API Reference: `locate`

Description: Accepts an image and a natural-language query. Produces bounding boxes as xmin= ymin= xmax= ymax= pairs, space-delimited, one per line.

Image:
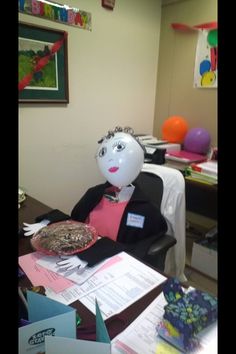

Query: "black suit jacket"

xmin=36 ymin=180 xmax=167 ymax=260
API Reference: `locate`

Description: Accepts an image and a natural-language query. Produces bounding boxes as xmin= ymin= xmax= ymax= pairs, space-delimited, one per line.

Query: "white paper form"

xmin=196 ymin=324 xmax=217 ymax=353
xmin=43 ymin=254 xmax=124 ymax=305
xmin=40 ymin=253 xmax=166 ymax=310
xmin=111 ymin=291 xmax=217 ymax=354
xmin=37 ymin=254 xmax=117 ymax=285
xmin=111 ymin=292 xmax=167 ymax=354
xmin=78 ymin=252 xmax=167 ymax=319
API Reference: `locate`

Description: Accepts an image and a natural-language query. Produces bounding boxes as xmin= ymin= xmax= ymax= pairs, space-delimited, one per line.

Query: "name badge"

xmin=126 ymin=213 xmax=145 ymax=228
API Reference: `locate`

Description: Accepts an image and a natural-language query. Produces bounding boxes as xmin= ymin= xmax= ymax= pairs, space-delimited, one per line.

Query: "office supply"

xmin=185 ymin=167 xmax=217 ymax=185
xmin=19 ymin=291 xmax=76 ymax=354
xmin=165 ymin=159 xmax=191 ymax=171
xmin=145 ymin=144 xmax=181 ymax=165
xmin=155 ymin=143 xmax=181 ymax=152
xmin=165 ymin=150 xmax=207 ymax=164
xmin=191 ymin=160 xmax=217 ymax=177
xmin=145 ymin=146 xmax=166 ymax=164
xmin=38 ymin=251 xmax=166 ymax=310
xmin=45 ymin=299 xmax=111 ymax=354
xmin=37 ymin=252 xmax=108 ymax=285
xmin=137 ymin=135 xmax=180 ymax=164
xmin=185 ymin=175 xmax=216 ymax=186
xmin=37 ymin=253 xmax=115 ymax=285
xmin=36 ymin=254 xmax=124 ymax=305
xmin=111 ymin=290 xmax=167 ymax=353
xmin=75 ymin=252 xmax=167 ymax=319
xmin=46 ymin=336 xmax=110 ymax=354
xmin=136 ymin=134 xmax=168 ymax=145
xmin=19 ymin=252 xmax=74 ymax=293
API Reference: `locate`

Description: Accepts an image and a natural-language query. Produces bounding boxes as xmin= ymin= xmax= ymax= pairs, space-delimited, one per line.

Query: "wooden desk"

xmin=166 ymin=163 xmax=217 ymax=220
xmin=185 ymin=178 xmax=217 ymax=220
xmin=152 ymin=160 xmax=217 ymax=220
xmin=18 ymin=195 xmax=165 ymax=340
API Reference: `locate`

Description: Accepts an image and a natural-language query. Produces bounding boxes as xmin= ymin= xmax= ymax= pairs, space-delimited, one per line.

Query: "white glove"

xmin=23 ymin=219 xmax=50 ymax=237
xmin=56 ymin=255 xmax=88 ymax=273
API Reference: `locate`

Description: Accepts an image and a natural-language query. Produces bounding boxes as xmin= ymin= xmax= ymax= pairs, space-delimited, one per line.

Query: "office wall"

xmin=19 ymin=0 xmax=162 ymax=213
xmin=153 ymin=0 xmax=217 ymax=146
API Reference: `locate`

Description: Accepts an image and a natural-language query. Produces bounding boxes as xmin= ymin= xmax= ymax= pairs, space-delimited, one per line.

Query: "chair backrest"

xmin=141 ymin=163 xmax=187 ymax=282
xmin=134 ymin=171 xmax=164 ymax=210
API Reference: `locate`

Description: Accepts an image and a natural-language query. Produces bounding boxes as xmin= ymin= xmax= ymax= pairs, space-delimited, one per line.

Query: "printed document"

xmin=78 ymin=252 xmax=166 ymax=319
xmin=45 ymin=252 xmax=166 ymax=317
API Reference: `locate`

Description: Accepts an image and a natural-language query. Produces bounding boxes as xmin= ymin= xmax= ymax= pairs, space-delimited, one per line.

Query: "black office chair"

xmin=133 ymin=171 xmax=176 ymax=271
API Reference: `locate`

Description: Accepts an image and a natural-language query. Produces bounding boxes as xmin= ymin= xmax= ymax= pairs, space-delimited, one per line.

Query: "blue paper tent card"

xmin=45 ymin=299 xmax=111 ymax=354
xmin=19 ymin=291 xmax=76 ymax=354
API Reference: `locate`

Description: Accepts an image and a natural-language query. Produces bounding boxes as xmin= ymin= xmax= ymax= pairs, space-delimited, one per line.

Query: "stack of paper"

xmin=19 ymin=251 xmax=167 ymax=316
xmin=165 ymin=150 xmax=207 ymax=164
xmin=155 ymin=143 xmax=181 ymax=152
xmin=191 ymin=160 xmax=217 ymax=178
xmin=136 ymin=135 xmax=168 ymax=145
xmin=185 ymin=166 xmax=217 ymax=185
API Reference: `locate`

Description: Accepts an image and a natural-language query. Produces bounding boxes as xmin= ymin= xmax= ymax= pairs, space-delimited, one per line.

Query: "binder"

xmin=165 ymin=150 xmax=207 ymax=164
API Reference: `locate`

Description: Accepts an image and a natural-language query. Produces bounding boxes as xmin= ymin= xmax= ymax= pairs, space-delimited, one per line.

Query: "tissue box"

xmin=191 ymin=239 xmax=217 ymax=279
xmin=157 ymin=278 xmax=218 ymax=352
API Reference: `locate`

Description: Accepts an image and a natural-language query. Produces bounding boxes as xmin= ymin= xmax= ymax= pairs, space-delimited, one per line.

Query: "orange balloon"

xmin=162 ymin=116 xmax=188 ymax=143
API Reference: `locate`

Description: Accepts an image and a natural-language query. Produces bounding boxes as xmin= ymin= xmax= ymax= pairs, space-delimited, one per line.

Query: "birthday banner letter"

xmin=18 ymin=0 xmax=92 ymax=31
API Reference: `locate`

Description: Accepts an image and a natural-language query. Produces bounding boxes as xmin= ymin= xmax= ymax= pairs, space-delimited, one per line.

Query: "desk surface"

xmin=185 ymin=178 xmax=217 ymax=220
xmin=18 ymin=195 xmax=165 ymax=340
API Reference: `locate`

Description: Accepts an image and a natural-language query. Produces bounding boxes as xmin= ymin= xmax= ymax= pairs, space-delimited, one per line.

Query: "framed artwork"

xmin=19 ymin=22 xmax=69 ymax=103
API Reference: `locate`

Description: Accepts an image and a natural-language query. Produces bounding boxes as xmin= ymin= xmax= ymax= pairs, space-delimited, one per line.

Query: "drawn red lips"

xmin=108 ymin=167 xmax=119 ymax=173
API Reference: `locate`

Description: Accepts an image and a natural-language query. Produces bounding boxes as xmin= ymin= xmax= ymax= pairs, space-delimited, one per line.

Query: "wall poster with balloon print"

xmin=193 ymin=29 xmax=217 ymax=88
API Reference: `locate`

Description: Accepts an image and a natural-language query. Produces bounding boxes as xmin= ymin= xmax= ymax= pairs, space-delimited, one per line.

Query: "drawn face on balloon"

xmin=96 ymin=132 xmax=144 ymax=188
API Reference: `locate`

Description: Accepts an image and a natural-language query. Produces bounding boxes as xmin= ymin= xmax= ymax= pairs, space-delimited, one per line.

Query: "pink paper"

xmin=19 ymin=252 xmax=74 ymax=293
xmin=97 ymin=254 xmax=123 ymax=272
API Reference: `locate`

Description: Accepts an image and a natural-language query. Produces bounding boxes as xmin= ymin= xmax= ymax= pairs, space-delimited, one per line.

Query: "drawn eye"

xmin=113 ymin=141 xmax=125 ymax=152
xmin=98 ymin=147 xmax=107 ymax=157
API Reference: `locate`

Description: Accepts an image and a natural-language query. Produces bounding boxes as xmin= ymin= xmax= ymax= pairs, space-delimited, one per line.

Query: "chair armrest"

xmin=147 ymin=234 xmax=176 ymax=256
